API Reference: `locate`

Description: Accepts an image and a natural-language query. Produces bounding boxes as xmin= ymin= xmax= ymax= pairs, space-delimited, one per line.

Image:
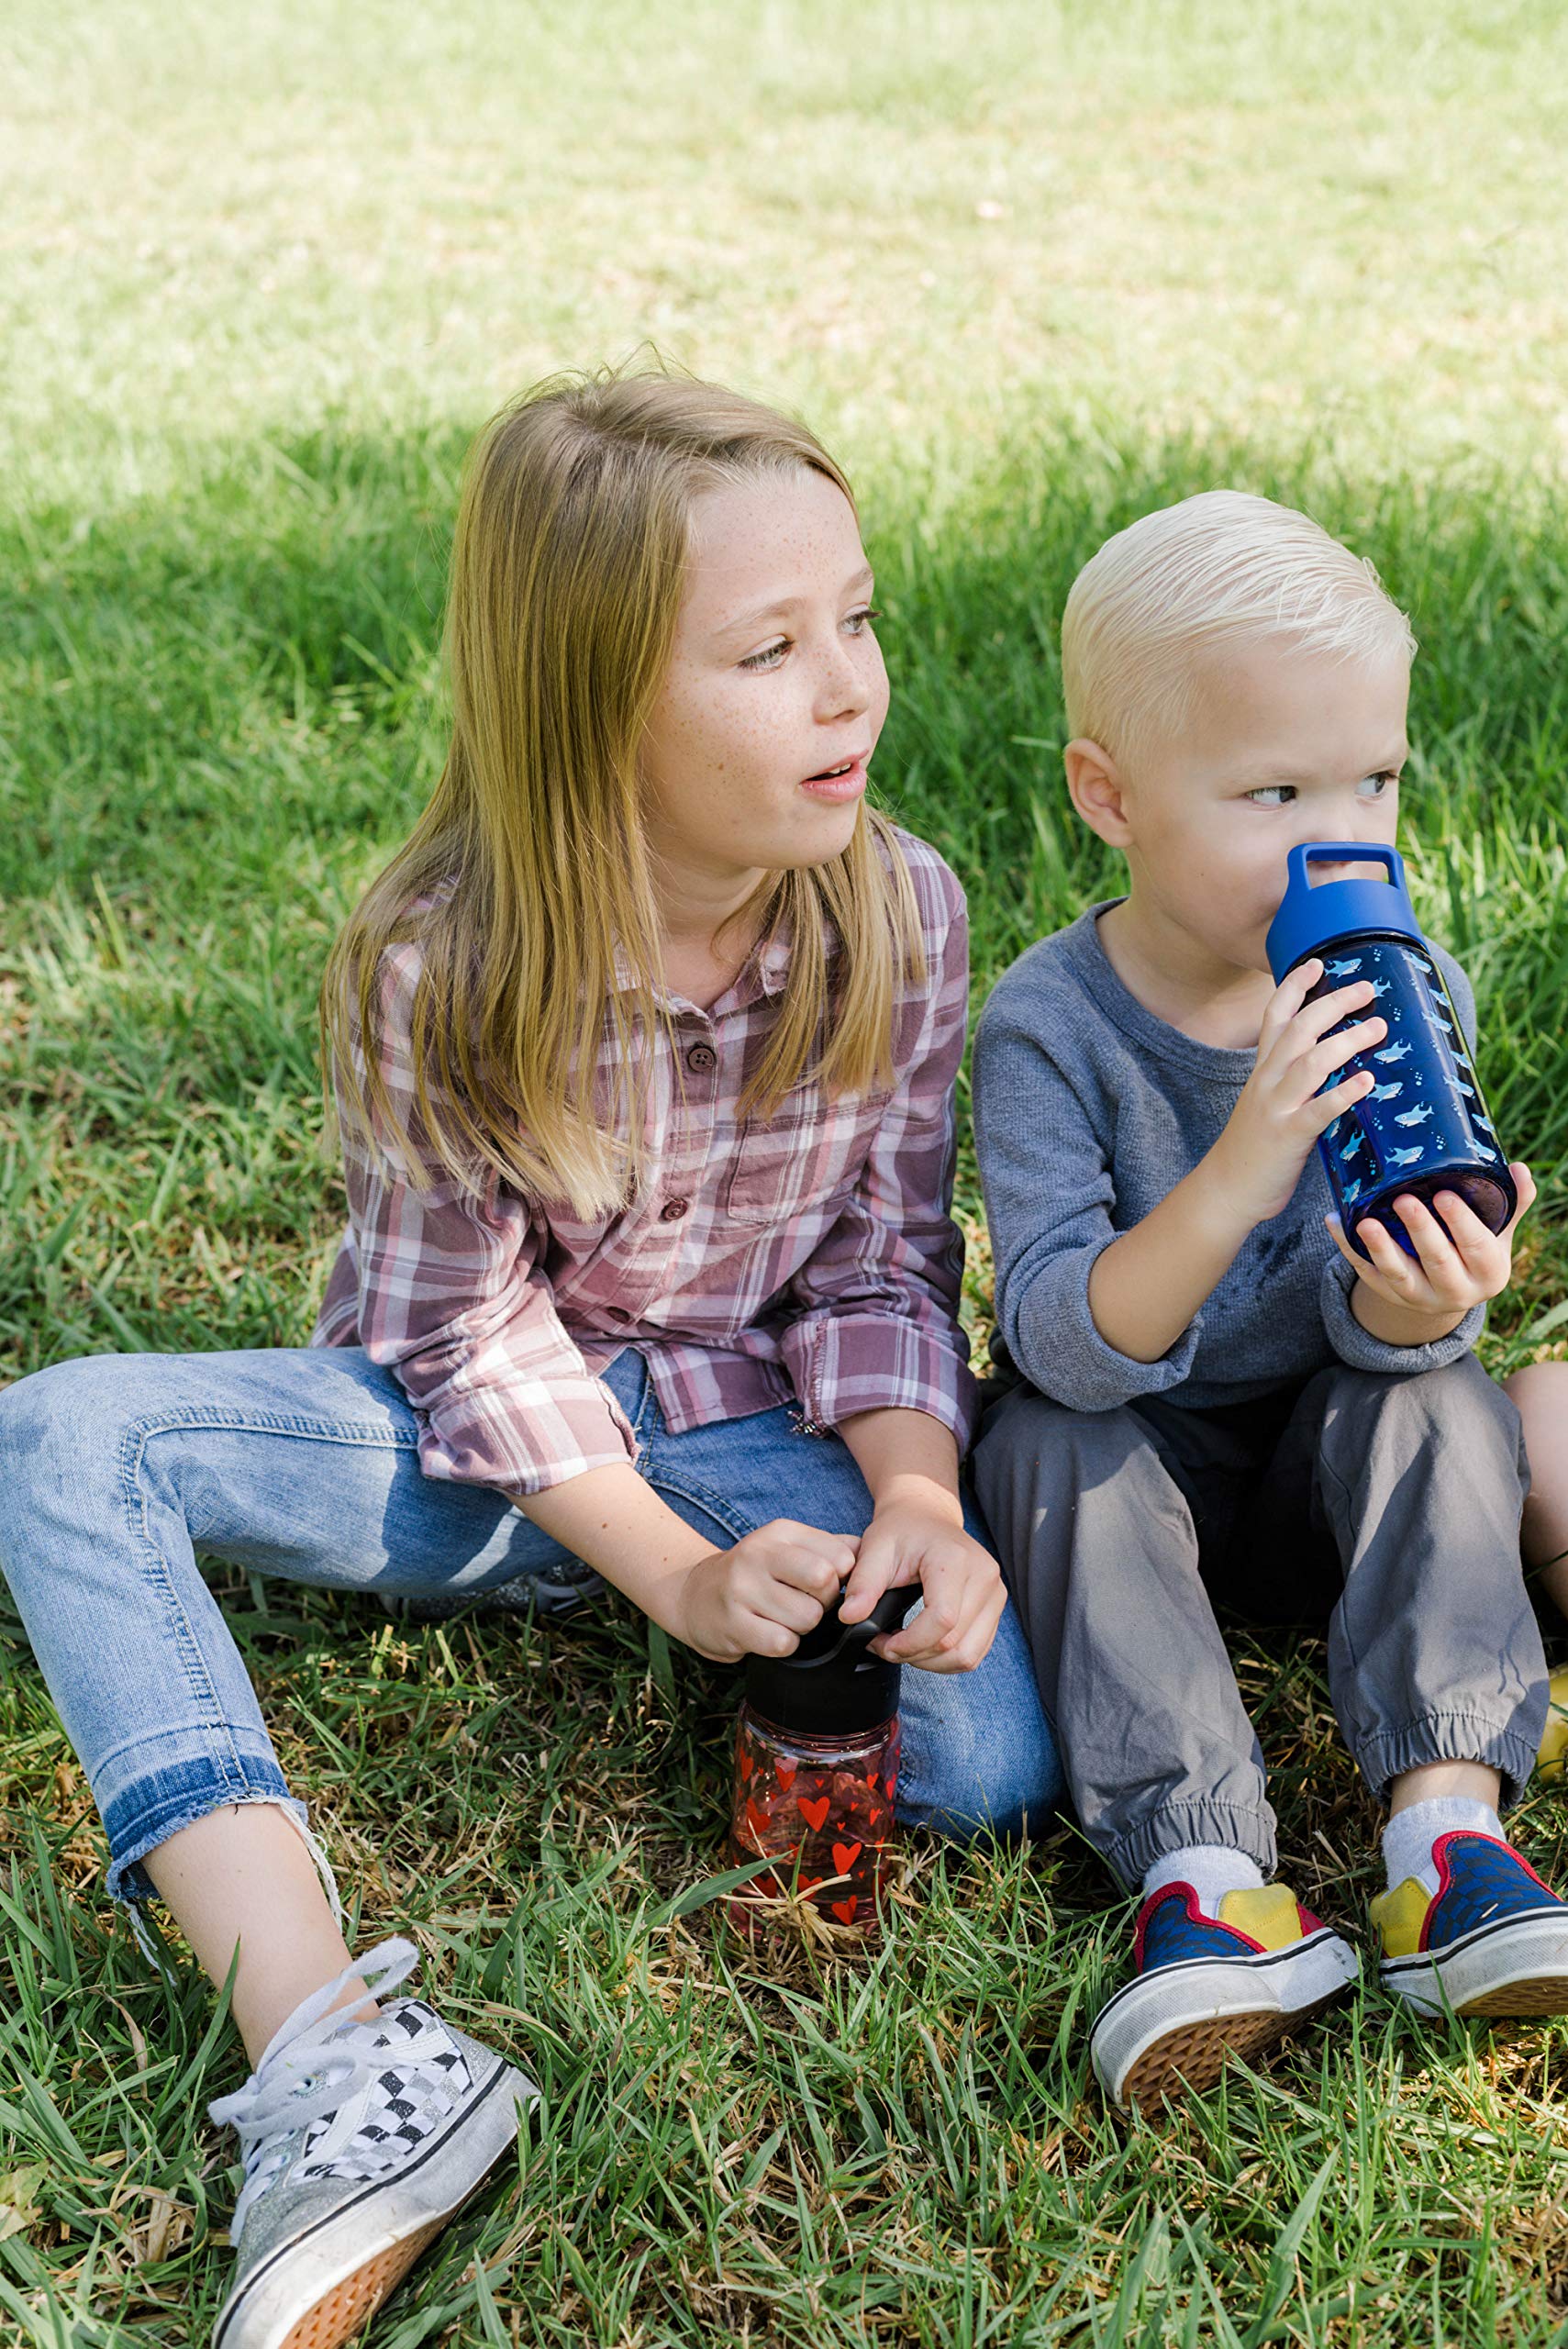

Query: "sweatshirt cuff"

xmin=1319 ymin=1252 xmax=1485 ymax=1376
xmin=783 ymin=1310 xmax=980 ymax=1455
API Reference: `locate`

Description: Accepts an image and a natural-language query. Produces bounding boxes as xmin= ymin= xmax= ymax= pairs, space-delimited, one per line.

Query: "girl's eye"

xmin=739 ymin=639 xmax=789 ymax=673
xmin=844 ymin=605 xmax=882 ymax=634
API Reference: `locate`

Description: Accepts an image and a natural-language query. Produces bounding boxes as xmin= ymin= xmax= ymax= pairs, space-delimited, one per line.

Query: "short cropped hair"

xmin=1061 ymin=490 xmax=1417 ymax=763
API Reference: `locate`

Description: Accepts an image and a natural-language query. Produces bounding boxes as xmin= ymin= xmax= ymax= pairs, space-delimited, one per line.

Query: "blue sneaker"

xmin=1374 ymin=1831 xmax=1568 ymax=2019
xmin=1091 ymin=1882 xmax=1360 ymax=2110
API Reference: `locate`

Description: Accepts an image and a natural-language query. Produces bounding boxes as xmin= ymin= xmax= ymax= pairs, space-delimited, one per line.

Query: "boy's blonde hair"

xmin=1062 ymin=490 xmax=1417 ymax=764
xmin=320 ymin=361 xmax=924 ymax=1220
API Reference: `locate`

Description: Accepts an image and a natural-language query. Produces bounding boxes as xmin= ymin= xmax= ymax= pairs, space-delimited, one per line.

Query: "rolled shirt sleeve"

xmin=331 ymin=941 xmax=636 ymax=1494
xmin=780 ymin=869 xmax=980 ymax=1452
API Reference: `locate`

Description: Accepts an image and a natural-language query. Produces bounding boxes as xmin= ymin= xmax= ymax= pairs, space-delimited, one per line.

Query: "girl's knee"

xmin=0 ymin=1353 xmax=146 ymax=1481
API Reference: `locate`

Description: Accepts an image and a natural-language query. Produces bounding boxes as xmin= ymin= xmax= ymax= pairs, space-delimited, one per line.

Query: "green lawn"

xmin=4 ymin=3 xmax=1568 ymax=2341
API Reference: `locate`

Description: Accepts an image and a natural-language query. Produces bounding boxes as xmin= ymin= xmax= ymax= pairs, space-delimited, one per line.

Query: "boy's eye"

xmin=1244 ymin=773 xmax=1399 ymax=807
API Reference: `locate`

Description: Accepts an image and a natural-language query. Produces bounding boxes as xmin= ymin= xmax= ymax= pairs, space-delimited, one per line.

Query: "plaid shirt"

xmin=312 ymin=829 xmax=978 ymax=1493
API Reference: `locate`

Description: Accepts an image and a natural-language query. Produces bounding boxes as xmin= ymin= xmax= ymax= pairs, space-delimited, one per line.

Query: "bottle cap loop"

xmin=1264 ymin=841 xmax=1423 ymax=979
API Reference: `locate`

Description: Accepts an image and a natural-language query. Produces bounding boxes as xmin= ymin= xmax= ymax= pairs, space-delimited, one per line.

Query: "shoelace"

xmin=208 ymin=1935 xmax=428 ymax=2238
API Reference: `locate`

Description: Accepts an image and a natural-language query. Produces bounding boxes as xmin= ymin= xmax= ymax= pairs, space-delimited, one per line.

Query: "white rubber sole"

xmin=1381 ymin=1910 xmax=1568 ymax=2020
xmin=214 ymin=2062 xmax=536 ymax=2349
xmin=1092 ymin=1931 xmax=1361 ymax=2110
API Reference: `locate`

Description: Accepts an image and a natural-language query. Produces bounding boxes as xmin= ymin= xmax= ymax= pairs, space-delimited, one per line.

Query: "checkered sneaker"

xmin=210 ymin=1937 xmax=535 ymax=2349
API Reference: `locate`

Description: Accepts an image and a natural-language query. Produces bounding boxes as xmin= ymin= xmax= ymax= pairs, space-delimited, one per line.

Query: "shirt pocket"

xmin=724 ymin=1090 xmax=895 ymax=1228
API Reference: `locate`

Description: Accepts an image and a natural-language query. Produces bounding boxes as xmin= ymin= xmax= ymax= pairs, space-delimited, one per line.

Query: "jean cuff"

xmin=1356 ymin=1710 xmax=1544 ymax=1811
xmin=104 ymin=1751 xmax=313 ymax=1906
xmin=1105 ymin=1800 xmax=1278 ymax=1894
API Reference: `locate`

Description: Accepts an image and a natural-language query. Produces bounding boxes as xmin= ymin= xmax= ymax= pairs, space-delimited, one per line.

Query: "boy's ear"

xmin=1063 ymin=737 xmax=1134 ymax=849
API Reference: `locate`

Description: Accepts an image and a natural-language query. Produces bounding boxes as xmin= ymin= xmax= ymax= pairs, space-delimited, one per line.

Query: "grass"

xmin=4 ymin=2 xmax=1568 ymax=2342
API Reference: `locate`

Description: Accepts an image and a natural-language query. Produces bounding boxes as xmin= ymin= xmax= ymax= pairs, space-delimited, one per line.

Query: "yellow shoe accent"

xmin=1371 ymin=1875 xmax=1431 ymax=1960
xmin=1217 ymin=1884 xmax=1307 ymax=1953
xmin=1538 ymin=1667 xmax=1568 ymax=1782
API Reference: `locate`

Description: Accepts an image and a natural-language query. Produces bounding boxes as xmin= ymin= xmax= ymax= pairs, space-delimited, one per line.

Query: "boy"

xmin=973 ymin=490 xmax=1567 ymax=2111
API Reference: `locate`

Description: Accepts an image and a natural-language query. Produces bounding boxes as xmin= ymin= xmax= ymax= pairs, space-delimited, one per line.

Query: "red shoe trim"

xmin=1132 ymin=1881 xmax=1268 ymax=1966
xmin=1420 ymin=1831 xmax=1556 ymax=1954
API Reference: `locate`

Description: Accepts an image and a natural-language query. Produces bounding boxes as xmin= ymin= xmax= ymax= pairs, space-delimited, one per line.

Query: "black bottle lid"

xmin=743 ymin=1584 xmax=907 ymax=1738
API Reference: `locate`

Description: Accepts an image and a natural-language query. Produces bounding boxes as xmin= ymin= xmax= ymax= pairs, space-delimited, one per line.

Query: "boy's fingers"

xmin=1293 ymin=978 xmax=1378 ymax=1052
xmin=1324 ymin=1210 xmax=1367 ymax=1272
xmin=1314 ymin=1067 xmax=1375 ymax=1130
xmin=1260 ymin=957 xmax=1321 ymax=1044
xmin=1391 ymin=1191 xmax=1462 ymax=1272
xmin=1359 ymin=1211 xmax=1432 ymax=1294
xmin=1428 ymin=1187 xmax=1495 ymax=1256
xmin=1305 ymin=1005 xmax=1389 ymax=1085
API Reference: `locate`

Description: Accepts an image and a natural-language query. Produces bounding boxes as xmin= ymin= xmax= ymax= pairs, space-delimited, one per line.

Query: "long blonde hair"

xmin=320 ymin=362 xmax=925 ymax=1219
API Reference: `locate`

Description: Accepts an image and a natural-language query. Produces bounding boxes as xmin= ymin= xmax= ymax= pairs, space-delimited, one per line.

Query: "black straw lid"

xmin=743 ymin=1584 xmax=908 ymax=1737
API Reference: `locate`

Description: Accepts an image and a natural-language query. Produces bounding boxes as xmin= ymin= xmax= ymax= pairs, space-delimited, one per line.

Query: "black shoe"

xmin=380 ymin=1553 xmax=606 ymax=1627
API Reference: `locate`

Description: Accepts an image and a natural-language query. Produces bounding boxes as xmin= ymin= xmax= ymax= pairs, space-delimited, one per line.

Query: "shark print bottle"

xmin=1263 ymin=841 xmax=1516 ymax=1263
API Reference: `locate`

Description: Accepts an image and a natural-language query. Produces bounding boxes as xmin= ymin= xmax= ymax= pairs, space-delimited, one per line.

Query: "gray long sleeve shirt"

xmin=973 ymin=896 xmax=1486 ymax=1414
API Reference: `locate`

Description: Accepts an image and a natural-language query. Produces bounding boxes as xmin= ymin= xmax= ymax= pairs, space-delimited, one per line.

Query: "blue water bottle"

xmin=1263 ymin=842 xmax=1515 ymax=1262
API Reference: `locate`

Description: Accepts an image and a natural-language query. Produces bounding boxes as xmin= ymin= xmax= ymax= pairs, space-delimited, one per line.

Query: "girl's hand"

xmin=839 ymin=1499 xmax=1006 ymax=1675
xmin=1327 ymin=1161 xmax=1537 ymax=1328
xmin=672 ymin=1520 xmax=857 ymax=1664
xmin=1211 ymin=958 xmax=1392 ymax=1226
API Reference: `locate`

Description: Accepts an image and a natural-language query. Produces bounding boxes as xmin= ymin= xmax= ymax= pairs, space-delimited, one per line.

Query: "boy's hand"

xmin=838 ymin=1498 xmax=1006 ymax=1675
xmin=1326 ymin=1160 xmax=1536 ymax=1329
xmin=673 ymin=1520 xmax=857 ymax=1664
xmin=1211 ymin=956 xmax=1391 ymax=1223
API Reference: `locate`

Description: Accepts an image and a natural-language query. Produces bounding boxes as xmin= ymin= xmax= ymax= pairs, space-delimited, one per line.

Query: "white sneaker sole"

xmin=213 ymin=2061 xmax=536 ymax=2349
xmin=1382 ymin=1909 xmax=1568 ymax=2020
xmin=1091 ymin=1931 xmax=1361 ymax=2110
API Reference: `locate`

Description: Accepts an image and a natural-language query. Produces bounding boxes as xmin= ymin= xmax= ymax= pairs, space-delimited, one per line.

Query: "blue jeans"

xmin=0 ymin=1344 xmax=1061 ymax=1915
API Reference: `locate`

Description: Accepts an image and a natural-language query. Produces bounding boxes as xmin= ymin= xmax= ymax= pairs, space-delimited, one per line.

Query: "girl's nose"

xmin=815 ymin=640 xmax=869 ymax=721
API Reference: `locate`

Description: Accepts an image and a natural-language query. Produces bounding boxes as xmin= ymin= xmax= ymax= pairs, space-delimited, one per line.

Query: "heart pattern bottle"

xmin=728 ymin=1584 xmax=906 ymax=1932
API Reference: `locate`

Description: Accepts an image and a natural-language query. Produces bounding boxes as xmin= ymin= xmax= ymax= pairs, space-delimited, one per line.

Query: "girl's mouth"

xmin=798 ymin=755 xmax=868 ymax=804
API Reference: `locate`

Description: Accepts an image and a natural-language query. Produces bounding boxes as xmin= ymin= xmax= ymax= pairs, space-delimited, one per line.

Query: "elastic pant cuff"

xmin=1105 ymin=1801 xmax=1278 ymax=1895
xmin=1357 ymin=1711 xmax=1543 ymax=1812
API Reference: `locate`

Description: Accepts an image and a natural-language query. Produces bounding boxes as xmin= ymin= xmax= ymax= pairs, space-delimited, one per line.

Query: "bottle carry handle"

xmin=835 ymin=1583 xmax=913 ymax=1660
xmin=1285 ymin=841 xmax=1407 ymax=896
xmin=788 ymin=1581 xmax=909 ymax=1674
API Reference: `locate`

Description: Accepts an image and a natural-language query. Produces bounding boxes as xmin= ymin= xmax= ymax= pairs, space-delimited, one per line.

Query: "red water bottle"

xmin=728 ymin=1584 xmax=907 ymax=1933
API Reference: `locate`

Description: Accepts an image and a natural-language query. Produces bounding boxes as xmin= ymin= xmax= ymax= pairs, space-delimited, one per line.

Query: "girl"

xmin=0 ymin=366 xmax=1060 ymax=2349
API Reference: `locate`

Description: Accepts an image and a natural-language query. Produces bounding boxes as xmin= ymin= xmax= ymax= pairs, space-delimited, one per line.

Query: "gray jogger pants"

xmin=972 ymin=1352 xmax=1543 ymax=1889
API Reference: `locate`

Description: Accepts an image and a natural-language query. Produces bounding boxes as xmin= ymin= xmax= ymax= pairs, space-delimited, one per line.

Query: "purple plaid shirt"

xmin=312 ymin=829 xmax=978 ymax=1493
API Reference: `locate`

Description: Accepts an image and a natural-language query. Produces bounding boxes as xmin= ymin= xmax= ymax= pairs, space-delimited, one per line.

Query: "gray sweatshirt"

xmin=973 ymin=896 xmax=1486 ymax=1414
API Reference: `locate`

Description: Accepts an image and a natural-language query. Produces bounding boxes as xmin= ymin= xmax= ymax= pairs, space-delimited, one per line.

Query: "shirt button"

xmin=685 ymin=1042 xmax=717 ymax=1074
xmin=606 ymin=1306 xmax=632 ymax=1324
xmin=659 ymin=1197 xmax=690 ymax=1222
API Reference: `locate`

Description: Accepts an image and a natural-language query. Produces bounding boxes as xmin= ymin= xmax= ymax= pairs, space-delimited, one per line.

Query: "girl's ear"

xmin=1063 ymin=737 xmax=1134 ymax=849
